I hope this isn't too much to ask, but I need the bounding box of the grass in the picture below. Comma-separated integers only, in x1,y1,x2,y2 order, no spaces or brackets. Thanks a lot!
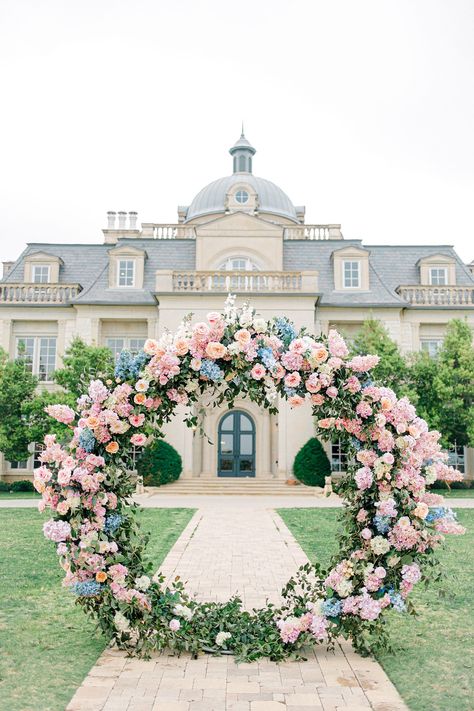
0,491,41,499
278,507,473,711
0,507,195,711
442,489,474,498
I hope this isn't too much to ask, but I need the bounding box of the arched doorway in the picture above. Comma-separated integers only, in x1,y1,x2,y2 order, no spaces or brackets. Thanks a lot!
218,410,256,477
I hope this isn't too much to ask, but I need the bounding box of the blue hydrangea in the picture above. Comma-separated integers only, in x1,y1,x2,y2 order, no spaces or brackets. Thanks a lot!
274,317,297,346
284,386,297,397
425,506,456,524
258,347,276,370
104,513,123,535
115,349,149,380
321,598,343,617
389,591,406,613
200,359,224,382
78,427,96,453
351,437,362,451
71,580,103,597
373,514,391,534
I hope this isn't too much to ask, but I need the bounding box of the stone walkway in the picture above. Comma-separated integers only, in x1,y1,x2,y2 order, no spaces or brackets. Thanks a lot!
66,502,408,711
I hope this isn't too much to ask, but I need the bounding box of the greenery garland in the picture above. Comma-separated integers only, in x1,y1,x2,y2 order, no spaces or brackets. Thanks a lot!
36,296,465,660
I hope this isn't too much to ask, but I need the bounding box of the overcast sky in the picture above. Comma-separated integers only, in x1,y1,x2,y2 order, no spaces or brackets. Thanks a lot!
1,0,473,266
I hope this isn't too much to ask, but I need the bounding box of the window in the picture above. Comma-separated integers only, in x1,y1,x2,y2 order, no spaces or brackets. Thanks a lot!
429,267,448,286
331,440,348,473
9,459,28,469
33,443,45,469
106,337,146,361
343,261,360,288
235,190,249,204
447,443,465,474
420,339,442,358
238,155,246,171
32,264,50,283
16,336,56,381
219,256,258,271
117,259,135,287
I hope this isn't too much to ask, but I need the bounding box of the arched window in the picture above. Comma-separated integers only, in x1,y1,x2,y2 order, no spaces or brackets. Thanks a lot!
218,256,259,271
215,256,267,291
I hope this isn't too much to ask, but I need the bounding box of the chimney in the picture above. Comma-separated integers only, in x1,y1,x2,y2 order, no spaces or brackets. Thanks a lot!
107,211,116,229
2,261,14,278
128,211,138,229
117,211,127,229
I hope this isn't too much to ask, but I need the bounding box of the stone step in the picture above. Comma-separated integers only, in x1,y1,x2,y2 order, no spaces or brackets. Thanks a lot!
145,479,322,496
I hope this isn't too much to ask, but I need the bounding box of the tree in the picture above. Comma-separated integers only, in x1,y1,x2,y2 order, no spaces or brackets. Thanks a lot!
21,390,75,445
410,319,474,448
54,337,114,398
350,319,411,396
0,348,38,462
293,437,331,487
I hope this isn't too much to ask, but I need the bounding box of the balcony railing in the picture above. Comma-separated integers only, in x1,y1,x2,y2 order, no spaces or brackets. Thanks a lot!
171,271,306,293
140,223,196,239
0,283,82,304
283,224,343,240
397,285,474,307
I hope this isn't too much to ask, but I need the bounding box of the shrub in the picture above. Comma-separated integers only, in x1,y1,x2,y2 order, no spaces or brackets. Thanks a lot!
293,437,331,487
10,479,35,492
136,439,182,487
429,480,474,490
0,481,10,492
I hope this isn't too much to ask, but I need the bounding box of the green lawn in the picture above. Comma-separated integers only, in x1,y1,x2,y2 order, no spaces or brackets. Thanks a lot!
0,491,41,499
278,507,473,711
0,507,195,711
443,489,474,498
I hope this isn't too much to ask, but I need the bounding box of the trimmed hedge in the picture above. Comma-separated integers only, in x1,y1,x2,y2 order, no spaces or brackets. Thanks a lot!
0,479,35,492
293,437,331,487
136,439,182,487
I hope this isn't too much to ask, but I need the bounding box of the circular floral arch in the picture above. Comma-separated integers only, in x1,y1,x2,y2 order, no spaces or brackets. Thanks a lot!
37,296,465,660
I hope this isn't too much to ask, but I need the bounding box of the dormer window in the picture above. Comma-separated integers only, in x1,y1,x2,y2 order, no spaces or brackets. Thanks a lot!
32,264,51,284
219,256,259,271
343,260,360,288
117,259,135,287
235,190,249,204
429,267,448,286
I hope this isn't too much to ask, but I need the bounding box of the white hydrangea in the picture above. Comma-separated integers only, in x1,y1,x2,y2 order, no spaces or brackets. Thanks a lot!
335,578,353,598
253,317,267,333
173,603,194,620
227,342,241,355
215,631,231,646
370,536,391,555
425,465,437,485
185,381,199,393
114,612,130,632
135,575,151,591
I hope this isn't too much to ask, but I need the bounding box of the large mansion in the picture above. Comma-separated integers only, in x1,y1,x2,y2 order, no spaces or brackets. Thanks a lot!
1,132,474,482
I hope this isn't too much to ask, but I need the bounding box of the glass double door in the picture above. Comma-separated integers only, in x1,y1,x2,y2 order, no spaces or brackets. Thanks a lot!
218,411,255,477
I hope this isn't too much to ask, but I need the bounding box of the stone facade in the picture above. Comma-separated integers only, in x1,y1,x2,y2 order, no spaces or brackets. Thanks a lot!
1,133,473,482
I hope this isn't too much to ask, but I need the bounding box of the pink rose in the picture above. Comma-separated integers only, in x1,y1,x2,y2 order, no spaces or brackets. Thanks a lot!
207,311,221,325
288,395,305,408
235,329,251,346
131,433,147,446
205,342,227,359
361,527,372,540
284,371,301,388
169,618,180,632
251,364,266,380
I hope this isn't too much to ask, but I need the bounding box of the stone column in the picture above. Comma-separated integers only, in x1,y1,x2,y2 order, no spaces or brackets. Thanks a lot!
0,318,12,353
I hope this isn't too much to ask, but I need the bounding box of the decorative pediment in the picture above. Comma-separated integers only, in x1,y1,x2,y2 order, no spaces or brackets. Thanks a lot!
107,244,147,259
417,253,456,285
331,245,370,291
24,252,64,282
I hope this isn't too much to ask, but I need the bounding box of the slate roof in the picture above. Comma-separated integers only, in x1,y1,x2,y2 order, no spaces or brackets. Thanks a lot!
283,240,474,306
2,236,472,307
2,239,195,305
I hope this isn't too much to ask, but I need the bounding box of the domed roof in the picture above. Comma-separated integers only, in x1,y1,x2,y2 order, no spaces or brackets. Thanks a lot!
185,174,298,223
184,131,299,223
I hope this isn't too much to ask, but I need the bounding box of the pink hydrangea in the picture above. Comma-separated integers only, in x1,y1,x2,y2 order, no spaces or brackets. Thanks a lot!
43,519,71,542
401,563,421,584
347,354,380,372
356,401,373,418
327,330,349,358
355,467,373,491
310,614,330,641
88,380,109,403
358,594,383,620
45,404,76,424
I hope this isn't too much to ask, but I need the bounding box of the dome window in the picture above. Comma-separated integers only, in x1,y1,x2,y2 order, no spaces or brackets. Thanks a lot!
219,256,259,271
235,190,249,205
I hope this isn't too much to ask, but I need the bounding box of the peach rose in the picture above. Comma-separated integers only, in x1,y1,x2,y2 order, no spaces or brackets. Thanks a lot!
174,338,189,356
86,416,99,429
311,394,325,405
135,379,149,392
96,571,107,583
288,395,305,408
234,329,251,346
413,502,429,519
105,441,119,454
380,397,393,412
144,339,161,356
134,393,146,405
205,341,227,359
311,346,329,364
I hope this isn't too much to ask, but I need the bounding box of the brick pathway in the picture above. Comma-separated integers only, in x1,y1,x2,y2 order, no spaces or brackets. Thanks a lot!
66,505,408,711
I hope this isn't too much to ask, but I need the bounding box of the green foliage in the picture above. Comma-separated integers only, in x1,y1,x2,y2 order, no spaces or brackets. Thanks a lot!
409,319,474,447
351,319,411,396
53,337,114,399
21,390,75,444
0,347,38,461
293,437,331,487
136,439,182,486
9,479,35,492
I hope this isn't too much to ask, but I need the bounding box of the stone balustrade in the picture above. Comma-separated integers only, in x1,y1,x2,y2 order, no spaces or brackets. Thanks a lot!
283,224,343,240
397,285,474,306
0,283,82,304
140,224,196,239
154,270,319,293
